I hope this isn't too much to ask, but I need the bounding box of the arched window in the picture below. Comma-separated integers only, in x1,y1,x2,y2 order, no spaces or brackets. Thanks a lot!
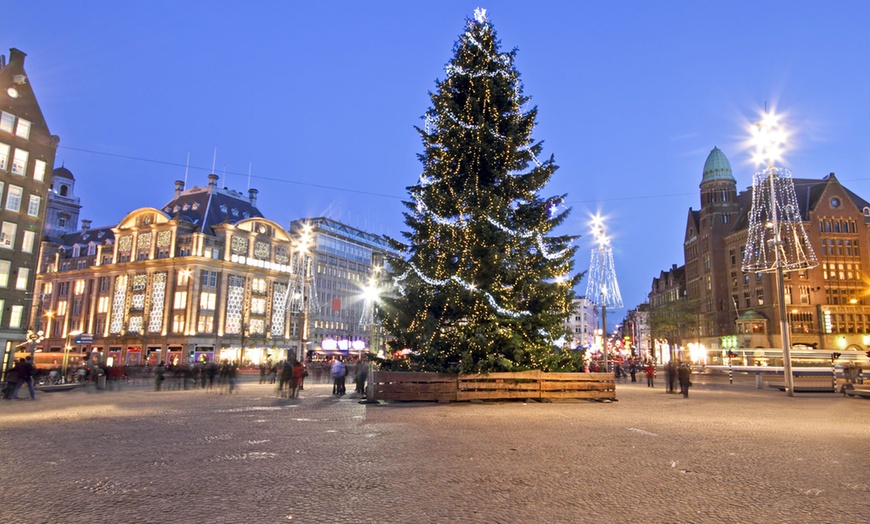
60,185,69,197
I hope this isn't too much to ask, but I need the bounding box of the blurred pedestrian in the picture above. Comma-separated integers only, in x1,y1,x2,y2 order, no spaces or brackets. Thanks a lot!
645,362,655,388
3,362,20,399
291,360,305,398
665,361,677,394
11,357,36,400
331,357,347,395
678,363,692,398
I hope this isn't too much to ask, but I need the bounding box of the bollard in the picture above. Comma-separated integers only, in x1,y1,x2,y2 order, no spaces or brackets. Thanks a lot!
756,373,763,389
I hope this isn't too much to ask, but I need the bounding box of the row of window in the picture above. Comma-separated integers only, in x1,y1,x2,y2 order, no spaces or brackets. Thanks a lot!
818,218,857,234
0,181,40,216
0,111,31,139
0,224,36,251
0,143,44,179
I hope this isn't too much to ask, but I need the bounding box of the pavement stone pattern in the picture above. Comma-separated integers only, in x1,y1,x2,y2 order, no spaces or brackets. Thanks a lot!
0,372,868,524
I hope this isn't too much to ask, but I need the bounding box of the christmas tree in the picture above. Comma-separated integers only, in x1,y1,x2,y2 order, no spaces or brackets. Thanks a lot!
381,9,580,374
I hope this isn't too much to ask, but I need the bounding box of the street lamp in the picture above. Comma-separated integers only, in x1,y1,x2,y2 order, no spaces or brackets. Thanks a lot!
742,107,818,397
26,329,45,361
63,330,83,382
585,213,623,373
287,223,316,363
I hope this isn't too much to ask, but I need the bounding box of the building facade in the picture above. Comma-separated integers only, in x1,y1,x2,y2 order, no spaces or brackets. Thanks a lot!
0,48,58,378
682,146,870,357
563,296,597,350
28,175,394,369
288,217,396,356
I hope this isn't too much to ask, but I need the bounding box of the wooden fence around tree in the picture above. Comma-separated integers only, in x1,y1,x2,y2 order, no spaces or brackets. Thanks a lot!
370,370,615,402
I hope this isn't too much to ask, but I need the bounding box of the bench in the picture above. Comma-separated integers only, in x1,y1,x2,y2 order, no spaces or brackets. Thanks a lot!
764,374,836,393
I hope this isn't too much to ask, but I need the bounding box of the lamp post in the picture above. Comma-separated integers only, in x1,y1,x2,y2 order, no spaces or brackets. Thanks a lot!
287,223,315,363
585,214,623,373
63,330,83,383
26,329,45,361
359,271,381,404
742,108,818,397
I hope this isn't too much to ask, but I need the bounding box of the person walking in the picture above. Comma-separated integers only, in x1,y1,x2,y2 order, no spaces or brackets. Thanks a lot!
290,360,305,398
3,361,21,399
11,356,36,400
678,363,692,398
331,357,347,396
645,362,655,388
665,361,677,394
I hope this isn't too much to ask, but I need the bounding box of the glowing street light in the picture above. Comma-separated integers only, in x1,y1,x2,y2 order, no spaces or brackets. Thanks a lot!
742,107,817,397
585,212,623,373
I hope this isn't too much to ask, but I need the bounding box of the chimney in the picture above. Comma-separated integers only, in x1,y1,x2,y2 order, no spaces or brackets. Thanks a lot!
174,180,185,198
248,188,258,207
81,219,92,231
9,48,26,67
208,174,219,189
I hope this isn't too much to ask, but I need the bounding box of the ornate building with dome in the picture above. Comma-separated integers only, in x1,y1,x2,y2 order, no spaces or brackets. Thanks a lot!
680,146,870,355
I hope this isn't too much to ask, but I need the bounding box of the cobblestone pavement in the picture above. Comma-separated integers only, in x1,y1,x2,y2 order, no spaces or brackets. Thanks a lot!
1,373,868,524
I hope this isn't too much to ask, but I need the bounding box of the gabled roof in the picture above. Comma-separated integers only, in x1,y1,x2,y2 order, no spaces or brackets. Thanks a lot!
160,182,263,236
733,174,870,232
58,226,115,248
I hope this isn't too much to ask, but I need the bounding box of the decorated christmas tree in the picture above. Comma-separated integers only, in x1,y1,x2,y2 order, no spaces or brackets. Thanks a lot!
381,9,580,374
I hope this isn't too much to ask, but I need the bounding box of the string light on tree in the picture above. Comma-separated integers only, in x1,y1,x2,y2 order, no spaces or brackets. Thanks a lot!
741,107,818,397
381,9,579,374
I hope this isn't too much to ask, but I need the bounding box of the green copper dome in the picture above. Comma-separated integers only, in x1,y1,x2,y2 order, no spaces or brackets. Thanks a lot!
702,147,735,184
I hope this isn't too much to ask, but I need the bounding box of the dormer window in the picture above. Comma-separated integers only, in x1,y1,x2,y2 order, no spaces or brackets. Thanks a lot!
72,245,81,257
183,203,190,211
192,202,200,210
220,204,228,213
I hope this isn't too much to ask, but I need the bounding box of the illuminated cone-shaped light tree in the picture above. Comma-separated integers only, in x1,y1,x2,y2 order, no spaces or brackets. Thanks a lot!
741,109,818,396
381,8,579,374
585,214,623,372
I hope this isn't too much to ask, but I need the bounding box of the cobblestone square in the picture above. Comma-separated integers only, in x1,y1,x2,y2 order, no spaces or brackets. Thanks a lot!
1,374,868,523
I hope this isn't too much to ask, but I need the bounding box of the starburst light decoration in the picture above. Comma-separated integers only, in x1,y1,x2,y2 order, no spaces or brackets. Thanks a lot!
585,214,623,309
741,110,817,273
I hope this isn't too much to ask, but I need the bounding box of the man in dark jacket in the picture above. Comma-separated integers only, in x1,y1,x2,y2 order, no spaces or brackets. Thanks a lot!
678,363,692,398
12,356,36,400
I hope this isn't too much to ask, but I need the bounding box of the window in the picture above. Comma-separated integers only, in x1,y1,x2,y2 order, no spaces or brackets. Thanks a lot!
0,143,8,170
0,112,13,133
74,280,85,295
0,222,17,248
15,267,29,290
97,296,110,313
99,277,110,292
57,300,68,316
172,314,185,333
11,149,28,175
199,292,216,310
177,270,190,286
9,305,23,328
33,159,45,182
5,185,22,212
15,118,30,139
201,270,217,287
0,111,15,133
174,291,187,309
197,314,214,333
21,230,35,253
0,260,9,287
27,194,40,217
58,281,69,296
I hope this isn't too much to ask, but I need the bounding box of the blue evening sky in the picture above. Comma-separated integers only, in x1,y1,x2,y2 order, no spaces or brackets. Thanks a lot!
5,1,870,319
